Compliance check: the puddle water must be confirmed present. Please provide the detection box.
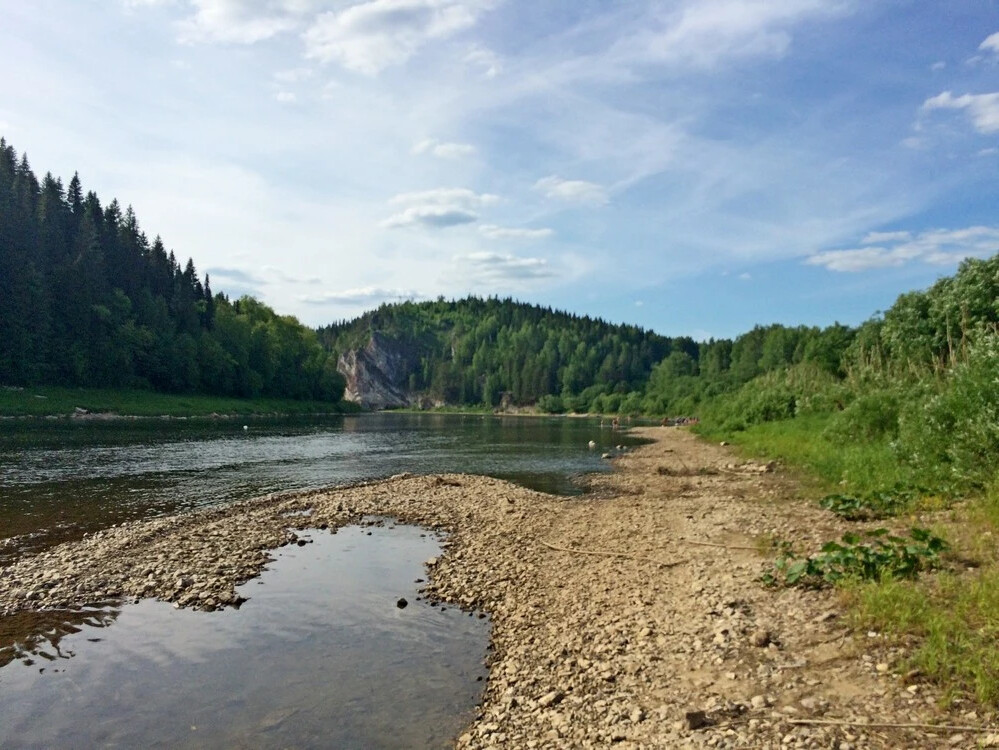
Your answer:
[0,524,489,749]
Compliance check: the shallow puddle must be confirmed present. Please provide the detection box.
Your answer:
[0,524,489,749]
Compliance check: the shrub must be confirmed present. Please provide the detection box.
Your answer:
[763,528,947,587]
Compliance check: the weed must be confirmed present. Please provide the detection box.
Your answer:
[818,487,917,521]
[763,528,947,587]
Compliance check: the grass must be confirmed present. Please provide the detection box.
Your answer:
[847,565,999,707]
[696,413,915,498]
[0,386,360,418]
[697,413,999,708]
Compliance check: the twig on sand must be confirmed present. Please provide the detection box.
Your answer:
[540,540,685,568]
[683,539,759,551]
[787,718,995,733]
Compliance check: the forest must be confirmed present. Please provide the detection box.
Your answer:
[0,139,345,403]
[320,296,855,415]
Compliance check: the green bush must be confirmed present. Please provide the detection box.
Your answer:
[823,389,902,442]
[536,394,565,414]
[764,528,947,587]
[897,335,999,490]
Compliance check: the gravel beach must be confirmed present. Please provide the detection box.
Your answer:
[1,427,993,748]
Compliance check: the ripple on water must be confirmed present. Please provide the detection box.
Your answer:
[0,524,490,749]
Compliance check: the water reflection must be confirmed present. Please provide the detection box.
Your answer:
[0,413,648,562]
[0,525,489,749]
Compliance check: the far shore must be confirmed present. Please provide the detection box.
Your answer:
[0,427,979,747]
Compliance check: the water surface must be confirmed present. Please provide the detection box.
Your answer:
[0,524,489,749]
[0,412,645,562]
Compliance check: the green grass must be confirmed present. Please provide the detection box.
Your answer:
[695,411,999,707]
[0,386,359,418]
[696,413,915,497]
[848,567,999,706]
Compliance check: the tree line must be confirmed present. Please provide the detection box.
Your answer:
[0,139,345,402]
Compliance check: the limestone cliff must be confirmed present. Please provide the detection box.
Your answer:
[336,332,420,409]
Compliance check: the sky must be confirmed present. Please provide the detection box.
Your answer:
[2,1,998,339]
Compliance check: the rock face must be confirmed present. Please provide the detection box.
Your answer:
[337,332,419,409]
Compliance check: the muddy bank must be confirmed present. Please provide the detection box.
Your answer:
[0,429,991,748]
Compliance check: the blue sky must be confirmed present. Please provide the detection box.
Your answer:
[2,1,997,339]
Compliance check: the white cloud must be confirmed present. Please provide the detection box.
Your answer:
[979,147,999,157]
[807,226,999,272]
[930,60,946,71]
[534,175,608,205]
[275,90,297,102]
[382,187,500,228]
[981,31,999,55]
[464,45,501,77]
[453,251,554,283]
[614,0,851,71]
[412,137,477,159]
[479,224,554,240]
[738,272,752,280]
[922,90,999,135]
[303,0,496,75]
[301,286,424,305]
[388,187,499,207]
[175,0,313,44]
[382,204,478,228]
[861,230,911,244]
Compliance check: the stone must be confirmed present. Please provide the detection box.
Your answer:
[396,597,408,609]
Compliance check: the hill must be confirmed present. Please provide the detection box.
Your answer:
[0,138,345,404]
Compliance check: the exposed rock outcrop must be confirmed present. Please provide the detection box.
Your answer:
[336,331,420,409]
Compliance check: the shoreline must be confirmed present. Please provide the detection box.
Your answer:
[0,429,987,747]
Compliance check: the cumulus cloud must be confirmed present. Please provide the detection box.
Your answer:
[454,251,554,283]
[922,90,999,134]
[534,175,608,205]
[303,0,496,75]
[301,286,424,304]
[479,224,554,240]
[174,0,315,44]
[382,205,478,228]
[381,187,500,228]
[412,137,477,159]
[981,31,999,55]
[388,187,499,207]
[807,226,999,272]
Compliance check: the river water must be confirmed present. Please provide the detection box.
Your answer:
[0,412,644,748]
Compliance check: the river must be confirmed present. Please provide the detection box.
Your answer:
[0,412,644,748]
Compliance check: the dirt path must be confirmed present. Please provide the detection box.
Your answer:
[0,427,991,748]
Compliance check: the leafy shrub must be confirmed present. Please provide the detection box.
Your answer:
[536,394,565,414]
[818,488,914,520]
[897,334,999,490]
[823,390,901,442]
[763,528,947,587]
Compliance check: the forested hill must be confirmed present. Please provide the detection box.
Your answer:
[0,139,345,402]
[318,297,859,412]
[318,298,679,408]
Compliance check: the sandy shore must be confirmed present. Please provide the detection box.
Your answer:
[0,428,990,748]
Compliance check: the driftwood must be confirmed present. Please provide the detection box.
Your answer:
[787,718,995,733]
[540,540,685,569]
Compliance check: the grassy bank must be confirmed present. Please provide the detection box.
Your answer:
[696,414,999,709]
[0,386,361,418]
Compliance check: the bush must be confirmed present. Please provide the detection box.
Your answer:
[536,394,565,414]
[823,390,902,442]
[897,335,999,490]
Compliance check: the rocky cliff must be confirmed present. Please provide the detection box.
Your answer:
[336,332,421,409]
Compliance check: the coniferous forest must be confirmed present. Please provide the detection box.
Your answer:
[0,139,345,402]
